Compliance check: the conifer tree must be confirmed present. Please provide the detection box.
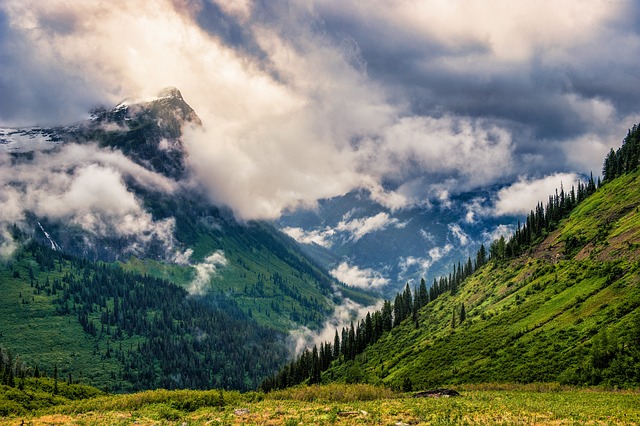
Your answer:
[451,307,456,329]
[476,244,487,268]
[418,278,428,307]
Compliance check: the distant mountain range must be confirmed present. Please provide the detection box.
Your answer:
[278,184,521,298]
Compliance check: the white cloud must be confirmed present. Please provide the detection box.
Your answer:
[0,0,523,221]
[399,243,453,277]
[366,183,412,211]
[0,143,183,260]
[448,224,470,246]
[380,116,515,189]
[419,229,436,243]
[429,244,454,263]
[560,111,640,174]
[0,227,17,260]
[281,226,335,248]
[336,212,405,242]
[483,224,515,244]
[463,197,492,224]
[493,173,580,216]
[1,0,636,224]
[399,256,433,275]
[329,261,389,289]
[283,211,407,249]
[187,251,228,296]
[319,0,622,63]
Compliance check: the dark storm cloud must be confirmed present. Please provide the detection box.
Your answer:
[0,7,106,126]
[318,2,640,145]
[191,0,267,61]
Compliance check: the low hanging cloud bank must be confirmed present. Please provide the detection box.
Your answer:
[288,297,384,355]
[0,143,183,259]
[3,1,636,222]
[185,250,228,296]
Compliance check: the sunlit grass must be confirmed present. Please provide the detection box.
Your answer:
[2,384,639,425]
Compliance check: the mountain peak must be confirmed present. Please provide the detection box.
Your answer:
[157,87,184,101]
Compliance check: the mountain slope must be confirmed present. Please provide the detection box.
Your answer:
[1,88,376,333]
[0,88,379,392]
[0,236,291,392]
[325,168,640,389]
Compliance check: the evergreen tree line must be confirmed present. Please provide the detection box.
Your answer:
[602,124,640,182]
[261,276,469,391]
[260,179,595,391]
[259,226,512,392]
[497,123,639,262]
[489,175,598,263]
[10,238,289,392]
[260,232,508,392]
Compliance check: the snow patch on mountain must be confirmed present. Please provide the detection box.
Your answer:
[0,127,63,152]
[37,222,62,251]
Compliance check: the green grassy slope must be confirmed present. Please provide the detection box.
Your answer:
[327,169,640,389]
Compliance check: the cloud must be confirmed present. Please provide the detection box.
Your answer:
[448,224,470,246]
[0,143,182,259]
[288,297,384,355]
[187,251,228,296]
[399,243,454,278]
[316,0,624,63]
[281,226,335,248]
[380,116,515,189]
[483,224,515,244]
[419,229,436,244]
[329,261,389,289]
[336,212,405,242]
[493,173,580,216]
[1,0,639,222]
[284,211,407,248]
[366,183,413,211]
[463,197,491,224]
[0,227,17,260]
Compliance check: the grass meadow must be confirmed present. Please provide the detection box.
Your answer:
[2,383,639,425]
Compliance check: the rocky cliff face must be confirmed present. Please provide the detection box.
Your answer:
[78,87,201,180]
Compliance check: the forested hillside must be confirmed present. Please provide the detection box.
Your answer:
[0,233,288,392]
[263,125,640,391]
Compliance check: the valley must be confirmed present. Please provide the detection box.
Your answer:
[2,2,640,423]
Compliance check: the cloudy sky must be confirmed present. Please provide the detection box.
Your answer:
[1,0,639,221]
